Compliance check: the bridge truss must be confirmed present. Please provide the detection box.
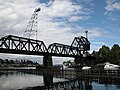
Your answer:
[0,35,48,55]
[48,43,81,57]
[71,36,90,51]
[0,35,90,57]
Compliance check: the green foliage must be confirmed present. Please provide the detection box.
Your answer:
[0,58,39,67]
[92,44,120,64]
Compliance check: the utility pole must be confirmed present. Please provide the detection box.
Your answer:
[83,30,89,57]
[85,30,88,39]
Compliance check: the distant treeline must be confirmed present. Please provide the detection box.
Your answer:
[0,58,39,67]
[91,44,120,65]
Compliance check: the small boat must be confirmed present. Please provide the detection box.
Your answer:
[82,66,91,70]
[104,62,120,70]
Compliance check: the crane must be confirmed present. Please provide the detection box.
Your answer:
[23,8,41,40]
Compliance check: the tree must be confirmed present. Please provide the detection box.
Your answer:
[91,44,120,65]
[91,50,100,63]
[111,44,120,64]
[9,60,15,64]
[98,45,110,62]
[5,59,10,64]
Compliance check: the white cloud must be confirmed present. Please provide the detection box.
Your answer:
[0,0,92,44]
[0,0,96,63]
[42,0,82,17]
[105,1,120,11]
[68,16,89,22]
[0,0,39,36]
[34,0,93,45]
[92,41,105,45]
[88,28,102,39]
[105,0,120,21]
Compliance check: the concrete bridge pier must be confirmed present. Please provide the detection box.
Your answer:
[43,72,53,89]
[74,57,81,64]
[43,54,53,68]
[74,56,83,67]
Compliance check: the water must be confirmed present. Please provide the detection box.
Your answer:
[0,70,120,90]
[92,82,119,90]
[0,71,67,90]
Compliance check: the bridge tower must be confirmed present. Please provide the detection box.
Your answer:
[71,36,90,66]
[23,8,41,40]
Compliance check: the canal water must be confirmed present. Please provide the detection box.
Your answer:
[0,71,120,90]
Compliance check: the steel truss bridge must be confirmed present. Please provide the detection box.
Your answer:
[0,35,90,67]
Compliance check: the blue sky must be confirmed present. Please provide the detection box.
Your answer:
[0,0,120,63]
[37,0,120,51]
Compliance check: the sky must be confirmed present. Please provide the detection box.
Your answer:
[0,0,120,64]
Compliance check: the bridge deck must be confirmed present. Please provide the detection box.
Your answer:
[0,48,49,55]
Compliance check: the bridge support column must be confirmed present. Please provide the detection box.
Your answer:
[74,56,83,68]
[43,54,53,68]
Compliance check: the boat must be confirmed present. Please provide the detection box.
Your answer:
[82,66,91,70]
[104,62,120,70]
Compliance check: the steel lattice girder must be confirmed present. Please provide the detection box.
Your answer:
[0,35,90,57]
[0,35,48,54]
[71,36,90,51]
[48,43,81,57]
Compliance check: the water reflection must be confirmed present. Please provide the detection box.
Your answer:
[0,71,66,90]
[27,75,120,90]
[0,71,43,90]
[43,72,53,89]
[0,71,120,90]
[80,77,120,90]
[28,75,120,90]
